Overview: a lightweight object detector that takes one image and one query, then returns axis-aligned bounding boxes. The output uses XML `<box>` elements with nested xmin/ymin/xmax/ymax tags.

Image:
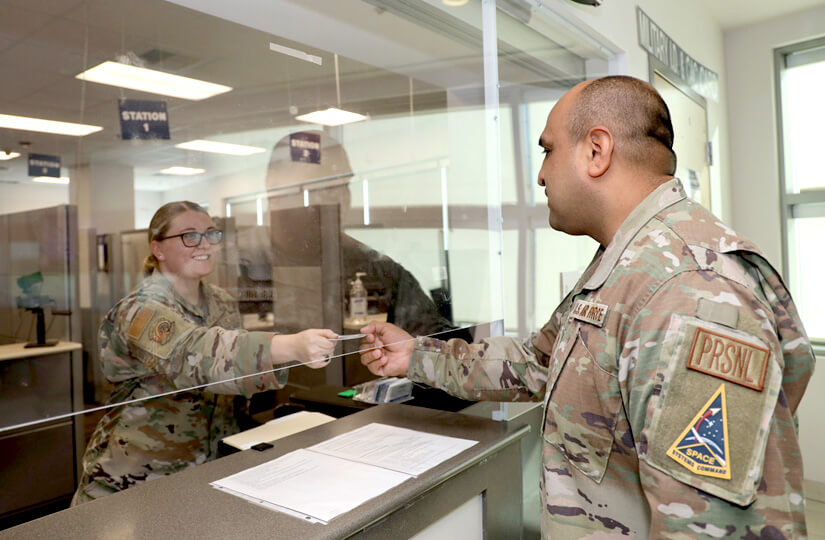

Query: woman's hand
<box><xmin>270</xmin><ymin>329</ymin><xmax>338</xmax><ymax>368</ymax></box>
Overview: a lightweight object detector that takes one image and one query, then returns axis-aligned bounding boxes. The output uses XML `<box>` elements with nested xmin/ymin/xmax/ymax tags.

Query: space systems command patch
<box><xmin>666</xmin><ymin>384</ymin><xmax>730</xmax><ymax>479</ymax></box>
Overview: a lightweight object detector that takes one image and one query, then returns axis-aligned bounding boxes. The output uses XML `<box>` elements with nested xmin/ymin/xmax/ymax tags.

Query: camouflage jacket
<box><xmin>409</xmin><ymin>179</ymin><xmax>814</xmax><ymax>538</ymax></box>
<box><xmin>73</xmin><ymin>273</ymin><xmax>286</xmax><ymax>504</ymax></box>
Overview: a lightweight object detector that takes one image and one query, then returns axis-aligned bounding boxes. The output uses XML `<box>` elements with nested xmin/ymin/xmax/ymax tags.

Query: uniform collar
<box><xmin>583</xmin><ymin>178</ymin><xmax>686</xmax><ymax>291</ymax></box>
<box><xmin>144</xmin><ymin>271</ymin><xmax>210</xmax><ymax>318</ymax></box>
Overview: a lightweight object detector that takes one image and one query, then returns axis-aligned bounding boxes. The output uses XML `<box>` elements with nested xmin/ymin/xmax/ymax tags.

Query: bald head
<box><xmin>567</xmin><ymin>76</ymin><xmax>676</xmax><ymax>175</ymax></box>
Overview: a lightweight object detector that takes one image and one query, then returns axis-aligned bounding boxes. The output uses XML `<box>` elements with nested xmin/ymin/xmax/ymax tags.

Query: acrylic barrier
<box><xmin>0</xmin><ymin>0</ymin><xmax>606</xmax><ymax>529</ymax></box>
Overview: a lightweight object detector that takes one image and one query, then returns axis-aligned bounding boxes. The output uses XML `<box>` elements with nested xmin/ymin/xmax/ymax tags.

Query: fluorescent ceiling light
<box><xmin>0</xmin><ymin>151</ymin><xmax>20</xmax><ymax>160</ymax></box>
<box><xmin>295</xmin><ymin>107</ymin><xmax>367</xmax><ymax>127</ymax></box>
<box><xmin>160</xmin><ymin>166</ymin><xmax>205</xmax><ymax>176</ymax></box>
<box><xmin>176</xmin><ymin>139</ymin><xmax>265</xmax><ymax>156</ymax></box>
<box><xmin>442</xmin><ymin>0</ymin><xmax>469</xmax><ymax>5</ymax></box>
<box><xmin>32</xmin><ymin>176</ymin><xmax>70</xmax><ymax>184</ymax></box>
<box><xmin>76</xmin><ymin>61</ymin><xmax>232</xmax><ymax>101</ymax></box>
<box><xmin>0</xmin><ymin>113</ymin><xmax>102</xmax><ymax>136</ymax></box>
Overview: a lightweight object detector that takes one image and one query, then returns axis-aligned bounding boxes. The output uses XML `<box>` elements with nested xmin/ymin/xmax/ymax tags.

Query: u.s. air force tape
<box><xmin>571</xmin><ymin>300</ymin><xmax>608</xmax><ymax>327</ymax></box>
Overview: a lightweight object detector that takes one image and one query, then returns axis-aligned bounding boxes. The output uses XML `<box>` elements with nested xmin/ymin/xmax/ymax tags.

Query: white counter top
<box><xmin>0</xmin><ymin>341</ymin><xmax>82</xmax><ymax>362</ymax></box>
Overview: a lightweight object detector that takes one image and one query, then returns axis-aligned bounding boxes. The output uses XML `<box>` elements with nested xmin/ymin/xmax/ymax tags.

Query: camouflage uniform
<box><xmin>72</xmin><ymin>273</ymin><xmax>286</xmax><ymax>505</ymax></box>
<box><xmin>409</xmin><ymin>179</ymin><xmax>814</xmax><ymax>538</ymax></box>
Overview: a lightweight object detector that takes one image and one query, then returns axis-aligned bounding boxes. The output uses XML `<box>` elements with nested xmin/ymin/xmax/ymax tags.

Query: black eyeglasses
<box><xmin>159</xmin><ymin>230</ymin><xmax>223</xmax><ymax>247</ymax></box>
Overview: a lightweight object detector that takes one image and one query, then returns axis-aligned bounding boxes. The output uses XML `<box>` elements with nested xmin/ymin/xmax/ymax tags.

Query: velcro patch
<box><xmin>571</xmin><ymin>300</ymin><xmax>608</xmax><ymax>327</ymax></box>
<box><xmin>125</xmin><ymin>304</ymin><xmax>188</xmax><ymax>361</ymax></box>
<box><xmin>687</xmin><ymin>327</ymin><xmax>769</xmax><ymax>391</ymax></box>
<box><xmin>666</xmin><ymin>384</ymin><xmax>730</xmax><ymax>479</ymax></box>
<box><xmin>644</xmin><ymin>315</ymin><xmax>780</xmax><ymax>506</ymax></box>
<box><xmin>150</xmin><ymin>319</ymin><xmax>175</xmax><ymax>345</ymax></box>
<box><xmin>128</xmin><ymin>307</ymin><xmax>154</xmax><ymax>340</ymax></box>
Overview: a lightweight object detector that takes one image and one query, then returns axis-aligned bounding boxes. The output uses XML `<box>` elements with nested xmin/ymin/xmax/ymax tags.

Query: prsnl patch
<box><xmin>666</xmin><ymin>383</ymin><xmax>731</xmax><ymax>480</ymax></box>
<box><xmin>686</xmin><ymin>327</ymin><xmax>769</xmax><ymax>391</ymax></box>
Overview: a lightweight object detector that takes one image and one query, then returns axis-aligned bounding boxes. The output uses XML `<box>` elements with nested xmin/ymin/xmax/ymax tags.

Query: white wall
<box><xmin>547</xmin><ymin>0</ymin><xmax>731</xmax><ymax>225</ymax></box>
<box><xmin>134</xmin><ymin>190</ymin><xmax>163</xmax><ymax>230</ymax></box>
<box><xmin>724</xmin><ymin>4</ymin><xmax>825</xmax><ymax>487</ymax></box>
<box><xmin>162</xmin><ymin>165</ymin><xmax>270</xmax><ymax>217</ymax></box>
<box><xmin>0</xmin><ymin>181</ymin><xmax>68</xmax><ymax>215</ymax></box>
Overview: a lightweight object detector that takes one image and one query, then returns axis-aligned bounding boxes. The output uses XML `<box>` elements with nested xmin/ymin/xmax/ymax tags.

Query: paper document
<box><xmin>211</xmin><ymin>422</ymin><xmax>478</xmax><ymax>523</ymax></box>
<box><xmin>222</xmin><ymin>411</ymin><xmax>335</xmax><ymax>451</ymax></box>
<box><xmin>212</xmin><ymin>449</ymin><xmax>410</xmax><ymax>523</ymax></box>
<box><xmin>309</xmin><ymin>423</ymin><xmax>478</xmax><ymax>477</ymax></box>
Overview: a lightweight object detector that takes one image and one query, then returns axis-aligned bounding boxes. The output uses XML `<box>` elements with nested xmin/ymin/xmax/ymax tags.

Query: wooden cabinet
<box><xmin>0</xmin><ymin>343</ymin><xmax>83</xmax><ymax>523</ymax></box>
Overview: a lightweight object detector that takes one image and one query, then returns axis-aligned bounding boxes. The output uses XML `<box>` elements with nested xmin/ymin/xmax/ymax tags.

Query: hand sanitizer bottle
<box><xmin>349</xmin><ymin>272</ymin><xmax>367</xmax><ymax>325</ymax></box>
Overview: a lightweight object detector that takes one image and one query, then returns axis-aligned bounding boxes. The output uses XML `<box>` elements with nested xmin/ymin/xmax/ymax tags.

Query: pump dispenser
<box><xmin>349</xmin><ymin>272</ymin><xmax>367</xmax><ymax>324</ymax></box>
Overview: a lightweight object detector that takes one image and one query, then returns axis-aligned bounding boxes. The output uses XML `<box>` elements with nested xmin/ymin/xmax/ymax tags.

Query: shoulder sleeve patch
<box><xmin>686</xmin><ymin>327</ymin><xmax>769</xmax><ymax>391</ymax></box>
<box><xmin>666</xmin><ymin>383</ymin><xmax>730</xmax><ymax>479</ymax></box>
<box><xmin>128</xmin><ymin>307</ymin><xmax>154</xmax><ymax>340</ymax></box>
<box><xmin>642</xmin><ymin>315</ymin><xmax>782</xmax><ymax>506</ymax></box>
<box><xmin>150</xmin><ymin>318</ymin><xmax>175</xmax><ymax>345</ymax></box>
<box><xmin>125</xmin><ymin>305</ymin><xmax>191</xmax><ymax>362</ymax></box>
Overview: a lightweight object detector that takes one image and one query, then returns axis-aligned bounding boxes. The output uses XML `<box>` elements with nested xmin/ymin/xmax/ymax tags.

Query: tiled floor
<box><xmin>808</xmin><ymin>498</ymin><xmax>825</xmax><ymax>539</ymax></box>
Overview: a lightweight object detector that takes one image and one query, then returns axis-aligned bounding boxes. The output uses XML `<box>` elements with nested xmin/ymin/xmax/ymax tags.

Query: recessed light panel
<box><xmin>76</xmin><ymin>61</ymin><xmax>231</xmax><ymax>101</ymax></box>
<box><xmin>295</xmin><ymin>107</ymin><xmax>367</xmax><ymax>127</ymax></box>
<box><xmin>0</xmin><ymin>114</ymin><xmax>102</xmax><ymax>136</ymax></box>
<box><xmin>160</xmin><ymin>166</ymin><xmax>205</xmax><ymax>176</ymax></box>
<box><xmin>32</xmin><ymin>176</ymin><xmax>70</xmax><ymax>184</ymax></box>
<box><xmin>176</xmin><ymin>139</ymin><xmax>265</xmax><ymax>156</ymax></box>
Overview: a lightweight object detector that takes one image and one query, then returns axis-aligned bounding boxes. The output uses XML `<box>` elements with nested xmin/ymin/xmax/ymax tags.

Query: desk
<box><xmin>290</xmin><ymin>384</ymin><xmax>475</xmax><ymax>419</ymax></box>
<box><xmin>0</xmin><ymin>342</ymin><xmax>83</xmax><ymax>525</ymax></box>
<box><xmin>0</xmin><ymin>341</ymin><xmax>81</xmax><ymax>362</ymax></box>
<box><xmin>2</xmin><ymin>404</ymin><xmax>528</xmax><ymax>539</ymax></box>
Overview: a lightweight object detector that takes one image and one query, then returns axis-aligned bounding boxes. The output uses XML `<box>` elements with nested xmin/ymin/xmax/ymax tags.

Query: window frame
<box><xmin>774</xmin><ymin>36</ymin><xmax>825</xmax><ymax>348</ymax></box>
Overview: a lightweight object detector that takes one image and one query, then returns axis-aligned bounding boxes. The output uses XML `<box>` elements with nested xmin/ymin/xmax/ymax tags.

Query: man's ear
<box><xmin>585</xmin><ymin>126</ymin><xmax>613</xmax><ymax>178</ymax></box>
<box><xmin>150</xmin><ymin>241</ymin><xmax>165</xmax><ymax>261</ymax></box>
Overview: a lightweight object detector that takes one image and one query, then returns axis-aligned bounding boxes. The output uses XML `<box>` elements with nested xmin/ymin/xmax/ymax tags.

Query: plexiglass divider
<box><xmin>0</xmin><ymin>0</ymin><xmax>611</xmax><ymax>526</ymax></box>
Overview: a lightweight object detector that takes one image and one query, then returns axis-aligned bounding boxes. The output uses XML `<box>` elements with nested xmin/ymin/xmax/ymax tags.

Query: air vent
<box><xmin>138</xmin><ymin>48</ymin><xmax>201</xmax><ymax>71</ymax></box>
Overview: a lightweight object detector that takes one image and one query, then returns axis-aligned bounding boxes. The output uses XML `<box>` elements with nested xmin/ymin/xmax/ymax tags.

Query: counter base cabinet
<box><xmin>0</xmin><ymin>343</ymin><xmax>83</xmax><ymax>530</ymax></box>
<box><xmin>0</xmin><ymin>421</ymin><xmax>76</xmax><ymax>526</ymax></box>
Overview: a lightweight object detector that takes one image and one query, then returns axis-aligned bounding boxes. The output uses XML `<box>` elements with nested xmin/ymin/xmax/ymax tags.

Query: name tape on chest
<box><xmin>667</xmin><ymin>383</ymin><xmax>731</xmax><ymax>479</ymax></box>
<box><xmin>687</xmin><ymin>327</ymin><xmax>769</xmax><ymax>391</ymax></box>
<box><xmin>571</xmin><ymin>300</ymin><xmax>608</xmax><ymax>327</ymax></box>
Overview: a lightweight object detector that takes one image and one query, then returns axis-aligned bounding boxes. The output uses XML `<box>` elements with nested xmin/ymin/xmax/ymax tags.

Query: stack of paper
<box><xmin>211</xmin><ymin>423</ymin><xmax>478</xmax><ymax>524</ymax></box>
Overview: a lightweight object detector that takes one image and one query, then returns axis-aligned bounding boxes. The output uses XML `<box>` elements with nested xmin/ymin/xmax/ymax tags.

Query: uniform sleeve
<box><xmin>120</xmin><ymin>299</ymin><xmax>287</xmax><ymax>397</ymax></box>
<box><xmin>407</xmin><ymin>333</ymin><xmax>550</xmax><ymax>402</ymax></box>
<box><xmin>621</xmin><ymin>270</ymin><xmax>810</xmax><ymax>538</ymax></box>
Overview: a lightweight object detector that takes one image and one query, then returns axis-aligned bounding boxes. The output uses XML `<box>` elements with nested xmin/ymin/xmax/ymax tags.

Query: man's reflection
<box><xmin>262</xmin><ymin>130</ymin><xmax>471</xmax><ymax>340</ymax></box>
<box><xmin>72</xmin><ymin>201</ymin><xmax>335</xmax><ymax>504</ymax></box>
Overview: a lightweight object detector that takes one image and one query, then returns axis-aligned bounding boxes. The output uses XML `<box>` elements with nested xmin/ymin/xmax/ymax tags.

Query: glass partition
<box><xmin>0</xmin><ymin>0</ymin><xmax>611</xmax><ymax>526</ymax></box>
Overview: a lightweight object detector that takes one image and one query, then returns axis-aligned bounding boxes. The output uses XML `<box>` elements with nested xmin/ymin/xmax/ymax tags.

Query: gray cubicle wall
<box><xmin>0</xmin><ymin>205</ymin><xmax>78</xmax><ymax>346</ymax></box>
<box><xmin>0</xmin><ymin>204</ymin><xmax>83</xmax><ymax>525</ymax></box>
